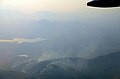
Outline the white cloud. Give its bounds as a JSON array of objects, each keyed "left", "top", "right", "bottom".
[
  {"left": 0, "top": 38, "right": 46, "bottom": 44},
  {"left": 18, "top": 54, "right": 29, "bottom": 58}
]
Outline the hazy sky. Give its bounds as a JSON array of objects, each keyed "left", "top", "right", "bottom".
[
  {"left": 0, "top": 0, "right": 120, "bottom": 28},
  {"left": 0, "top": 0, "right": 120, "bottom": 60},
  {"left": 1, "top": 0, "right": 88, "bottom": 13},
  {"left": 0, "top": 0, "right": 119, "bottom": 17}
]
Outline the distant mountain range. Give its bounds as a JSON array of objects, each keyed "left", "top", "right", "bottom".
[
  {"left": 0, "top": 9, "right": 120, "bottom": 62},
  {"left": 88, "top": 52, "right": 120, "bottom": 79},
  {"left": 0, "top": 9, "right": 120, "bottom": 79},
  {"left": 11, "top": 52, "right": 120, "bottom": 79}
]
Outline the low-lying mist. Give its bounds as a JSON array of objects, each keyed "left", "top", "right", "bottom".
[{"left": 0, "top": 9, "right": 120, "bottom": 69}]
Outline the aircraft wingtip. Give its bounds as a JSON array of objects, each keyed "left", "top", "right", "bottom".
[{"left": 87, "top": 0, "right": 120, "bottom": 8}]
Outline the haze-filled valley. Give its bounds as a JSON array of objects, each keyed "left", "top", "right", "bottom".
[{"left": 0, "top": 2, "right": 120, "bottom": 79}]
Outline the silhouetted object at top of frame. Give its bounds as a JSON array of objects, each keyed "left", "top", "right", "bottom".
[{"left": 87, "top": 0, "right": 120, "bottom": 8}]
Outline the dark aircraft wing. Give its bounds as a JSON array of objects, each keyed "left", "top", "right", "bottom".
[{"left": 87, "top": 0, "right": 120, "bottom": 7}]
